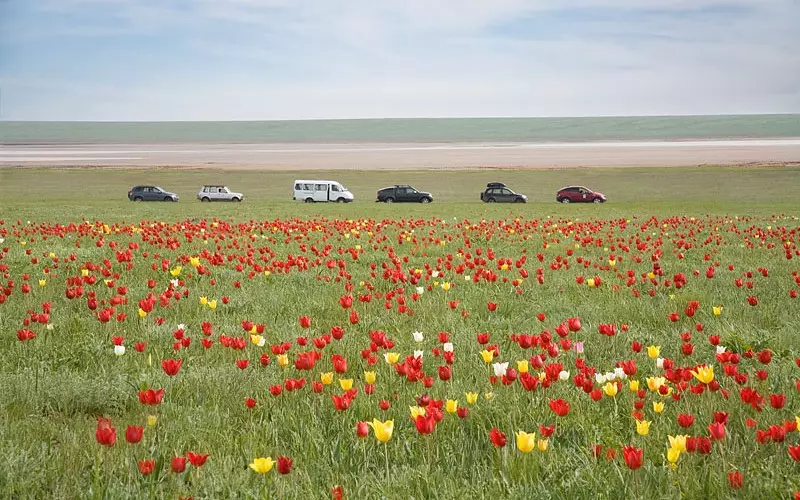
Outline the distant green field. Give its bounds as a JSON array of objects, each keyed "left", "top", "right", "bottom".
[{"left": 1, "top": 166, "right": 799, "bottom": 220}]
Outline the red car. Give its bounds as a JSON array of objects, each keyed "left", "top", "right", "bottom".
[{"left": 556, "top": 186, "right": 607, "bottom": 204}]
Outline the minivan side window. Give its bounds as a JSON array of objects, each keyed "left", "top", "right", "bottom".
[
  {"left": 295, "top": 184, "right": 301, "bottom": 190},
  {"left": 315, "top": 184, "right": 327, "bottom": 191},
  {"left": 303, "top": 184, "right": 313, "bottom": 190},
  {"left": 331, "top": 185, "right": 340, "bottom": 192}
]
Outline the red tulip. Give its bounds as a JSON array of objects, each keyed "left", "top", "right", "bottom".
[
  {"left": 299, "top": 316, "right": 311, "bottom": 329},
  {"left": 788, "top": 445, "right": 800, "bottom": 462},
  {"left": 277, "top": 456, "right": 293, "bottom": 474},
  {"left": 137, "top": 459, "right": 155, "bottom": 476},
  {"left": 161, "top": 358, "right": 182, "bottom": 376},
  {"left": 186, "top": 452, "right": 210, "bottom": 467},
  {"left": 728, "top": 471, "right": 742, "bottom": 489},
  {"left": 487, "top": 302, "right": 497, "bottom": 312},
  {"left": 331, "top": 485, "right": 344, "bottom": 500},
  {"left": 95, "top": 418, "right": 116, "bottom": 447},
  {"left": 770, "top": 393, "right": 786, "bottom": 409},
  {"left": 437, "top": 365, "right": 451, "bottom": 381},
  {"left": 245, "top": 397, "right": 256, "bottom": 408},
  {"left": 549, "top": 398, "right": 570, "bottom": 417},
  {"left": 356, "top": 421, "right": 369, "bottom": 438},
  {"left": 489, "top": 427, "right": 507, "bottom": 447},
  {"left": 677, "top": 413, "right": 694, "bottom": 428},
  {"left": 622, "top": 445, "right": 643, "bottom": 470},
  {"left": 125, "top": 425, "right": 144, "bottom": 444},
  {"left": 414, "top": 414, "right": 437, "bottom": 435},
  {"left": 708, "top": 422, "right": 726, "bottom": 440},
  {"left": 171, "top": 456, "right": 187, "bottom": 473},
  {"left": 138, "top": 388, "right": 165, "bottom": 406}
]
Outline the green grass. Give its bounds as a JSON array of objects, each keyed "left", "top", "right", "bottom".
[{"left": 0, "top": 166, "right": 799, "bottom": 499}]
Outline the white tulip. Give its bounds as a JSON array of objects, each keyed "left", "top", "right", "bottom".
[
  {"left": 716, "top": 345, "right": 727, "bottom": 355},
  {"left": 412, "top": 331, "right": 424, "bottom": 343},
  {"left": 558, "top": 370, "right": 570, "bottom": 381},
  {"left": 493, "top": 362, "right": 509, "bottom": 377},
  {"left": 114, "top": 345, "right": 126, "bottom": 356},
  {"left": 413, "top": 350, "right": 424, "bottom": 359},
  {"left": 614, "top": 367, "right": 627, "bottom": 380},
  {"left": 595, "top": 373, "right": 607, "bottom": 384},
  {"left": 416, "top": 286, "right": 425, "bottom": 295},
  {"left": 170, "top": 279, "right": 179, "bottom": 287},
  {"left": 443, "top": 342, "right": 454, "bottom": 353},
  {"left": 606, "top": 371, "right": 616, "bottom": 381},
  {"left": 656, "top": 357, "right": 664, "bottom": 369},
  {"left": 177, "top": 323, "right": 185, "bottom": 331}
]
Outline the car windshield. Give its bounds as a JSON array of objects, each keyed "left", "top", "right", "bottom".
[
  {"left": 338, "top": 184, "right": 348, "bottom": 191},
  {"left": 154, "top": 187, "right": 165, "bottom": 192}
]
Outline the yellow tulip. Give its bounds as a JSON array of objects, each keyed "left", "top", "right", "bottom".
[
  {"left": 441, "top": 282, "right": 451, "bottom": 291},
  {"left": 199, "top": 296, "right": 208, "bottom": 305},
  {"left": 138, "top": 308, "right": 147, "bottom": 318},
  {"left": 647, "top": 345, "right": 661, "bottom": 359},
  {"left": 81, "top": 269, "right": 89, "bottom": 277},
  {"left": 38, "top": 279, "right": 46, "bottom": 287},
  {"left": 480, "top": 350, "right": 494, "bottom": 363},
  {"left": 249, "top": 457, "right": 275, "bottom": 473},
  {"left": 587, "top": 278, "right": 596, "bottom": 288},
  {"left": 169, "top": 266, "right": 181, "bottom": 277},
  {"left": 690, "top": 365, "right": 714, "bottom": 385},
  {"left": 339, "top": 379, "right": 353, "bottom": 391},
  {"left": 364, "top": 371, "right": 376, "bottom": 384},
  {"left": 409, "top": 406, "right": 427, "bottom": 419},
  {"left": 647, "top": 376, "right": 667, "bottom": 392},
  {"left": 446, "top": 400, "right": 458, "bottom": 414},
  {"left": 653, "top": 401, "right": 664, "bottom": 413},
  {"left": 190, "top": 257, "right": 200, "bottom": 268},
  {"left": 249, "top": 325, "right": 258, "bottom": 335},
  {"left": 264, "top": 270, "right": 271, "bottom": 278},
  {"left": 712, "top": 306, "right": 723, "bottom": 317},
  {"left": 147, "top": 415, "right": 158, "bottom": 427},
  {"left": 608, "top": 259, "right": 616, "bottom": 267},
  {"left": 668, "top": 435, "right": 688, "bottom": 453},
  {"left": 517, "top": 360, "right": 529, "bottom": 373},
  {"left": 250, "top": 334, "right": 264, "bottom": 346},
  {"left": 537, "top": 439, "right": 549, "bottom": 452},
  {"left": 667, "top": 447, "right": 681, "bottom": 465},
  {"left": 384, "top": 352, "right": 400, "bottom": 364},
  {"left": 277, "top": 354, "right": 288, "bottom": 367},
  {"left": 603, "top": 382, "right": 618, "bottom": 397},
  {"left": 465, "top": 392, "right": 478, "bottom": 405},
  {"left": 629, "top": 380, "right": 640, "bottom": 392},
  {"left": 636, "top": 420, "right": 651, "bottom": 436},
  {"left": 320, "top": 372, "right": 334, "bottom": 385},
  {"left": 484, "top": 392, "right": 494, "bottom": 401},
  {"left": 516, "top": 431, "right": 537, "bottom": 453},
  {"left": 208, "top": 300, "right": 217, "bottom": 310},
  {"left": 368, "top": 419, "right": 394, "bottom": 443}
]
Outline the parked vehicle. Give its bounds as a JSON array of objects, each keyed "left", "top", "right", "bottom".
[
  {"left": 198, "top": 185, "right": 244, "bottom": 202},
  {"left": 376, "top": 185, "right": 433, "bottom": 203},
  {"left": 128, "top": 186, "right": 179, "bottom": 202},
  {"left": 480, "top": 182, "right": 527, "bottom": 203},
  {"left": 293, "top": 180, "right": 354, "bottom": 203},
  {"left": 556, "top": 186, "right": 607, "bottom": 203}
]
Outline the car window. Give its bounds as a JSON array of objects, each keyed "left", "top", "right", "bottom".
[
  {"left": 303, "top": 184, "right": 313, "bottom": 190},
  {"left": 295, "top": 183, "right": 301, "bottom": 190},
  {"left": 315, "top": 184, "right": 327, "bottom": 191},
  {"left": 501, "top": 189, "right": 512, "bottom": 195},
  {"left": 331, "top": 184, "right": 339, "bottom": 192}
]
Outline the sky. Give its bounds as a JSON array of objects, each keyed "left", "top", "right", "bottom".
[{"left": 0, "top": 0, "right": 798, "bottom": 121}]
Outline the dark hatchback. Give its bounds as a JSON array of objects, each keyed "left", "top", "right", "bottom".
[
  {"left": 480, "top": 182, "right": 528, "bottom": 203},
  {"left": 128, "top": 186, "right": 180, "bottom": 202},
  {"left": 376, "top": 185, "right": 433, "bottom": 203}
]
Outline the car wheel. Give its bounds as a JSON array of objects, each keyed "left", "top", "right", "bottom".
[
  {"left": 515, "top": 198, "right": 524, "bottom": 203},
  {"left": 134, "top": 197, "right": 143, "bottom": 202},
  {"left": 305, "top": 198, "right": 314, "bottom": 203},
  {"left": 593, "top": 198, "right": 603, "bottom": 204},
  {"left": 232, "top": 197, "right": 241, "bottom": 202},
  {"left": 487, "top": 198, "right": 496, "bottom": 203},
  {"left": 560, "top": 198, "right": 570, "bottom": 204},
  {"left": 336, "top": 198, "right": 346, "bottom": 203},
  {"left": 201, "top": 197, "right": 210, "bottom": 202},
  {"left": 385, "top": 198, "right": 394, "bottom": 203},
  {"left": 420, "top": 197, "right": 431, "bottom": 204}
]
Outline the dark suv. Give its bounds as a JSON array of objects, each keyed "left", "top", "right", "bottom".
[
  {"left": 376, "top": 185, "right": 433, "bottom": 203},
  {"left": 128, "top": 186, "right": 179, "bottom": 202},
  {"left": 481, "top": 182, "right": 527, "bottom": 203},
  {"left": 556, "top": 186, "right": 607, "bottom": 203}
]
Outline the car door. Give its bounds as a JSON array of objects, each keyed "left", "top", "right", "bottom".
[
  {"left": 499, "top": 188, "right": 514, "bottom": 202},
  {"left": 314, "top": 183, "right": 329, "bottom": 202}
]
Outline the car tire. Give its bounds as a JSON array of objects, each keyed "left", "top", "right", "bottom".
[
  {"left": 201, "top": 197, "right": 210, "bottom": 202},
  {"left": 305, "top": 198, "right": 314, "bottom": 203},
  {"left": 336, "top": 198, "right": 346, "bottom": 203},
  {"left": 134, "top": 197, "right": 143, "bottom": 202},
  {"left": 385, "top": 198, "right": 394, "bottom": 203},
  {"left": 593, "top": 198, "right": 603, "bottom": 204},
  {"left": 232, "top": 197, "right": 241, "bottom": 202},
  {"left": 420, "top": 197, "right": 431, "bottom": 204},
  {"left": 487, "top": 198, "right": 496, "bottom": 203},
  {"left": 515, "top": 198, "right": 524, "bottom": 203},
  {"left": 560, "top": 198, "right": 570, "bottom": 204}
]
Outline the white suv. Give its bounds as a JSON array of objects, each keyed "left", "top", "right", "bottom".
[{"left": 198, "top": 185, "right": 244, "bottom": 202}]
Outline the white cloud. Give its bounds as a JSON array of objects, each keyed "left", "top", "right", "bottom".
[{"left": 3, "top": 0, "right": 798, "bottom": 119}]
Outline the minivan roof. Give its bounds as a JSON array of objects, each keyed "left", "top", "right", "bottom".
[{"left": 294, "top": 180, "right": 340, "bottom": 183}]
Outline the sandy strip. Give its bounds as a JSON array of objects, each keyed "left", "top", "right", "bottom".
[{"left": 1, "top": 141, "right": 799, "bottom": 170}]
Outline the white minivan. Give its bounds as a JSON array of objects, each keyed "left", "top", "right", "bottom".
[{"left": 293, "top": 180, "right": 354, "bottom": 203}]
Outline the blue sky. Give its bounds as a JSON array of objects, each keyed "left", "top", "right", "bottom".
[{"left": 1, "top": 0, "right": 798, "bottom": 121}]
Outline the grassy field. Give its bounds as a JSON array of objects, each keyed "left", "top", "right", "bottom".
[{"left": 1, "top": 166, "right": 800, "bottom": 499}]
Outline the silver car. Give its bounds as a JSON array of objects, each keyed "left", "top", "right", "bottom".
[{"left": 198, "top": 185, "right": 244, "bottom": 202}]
